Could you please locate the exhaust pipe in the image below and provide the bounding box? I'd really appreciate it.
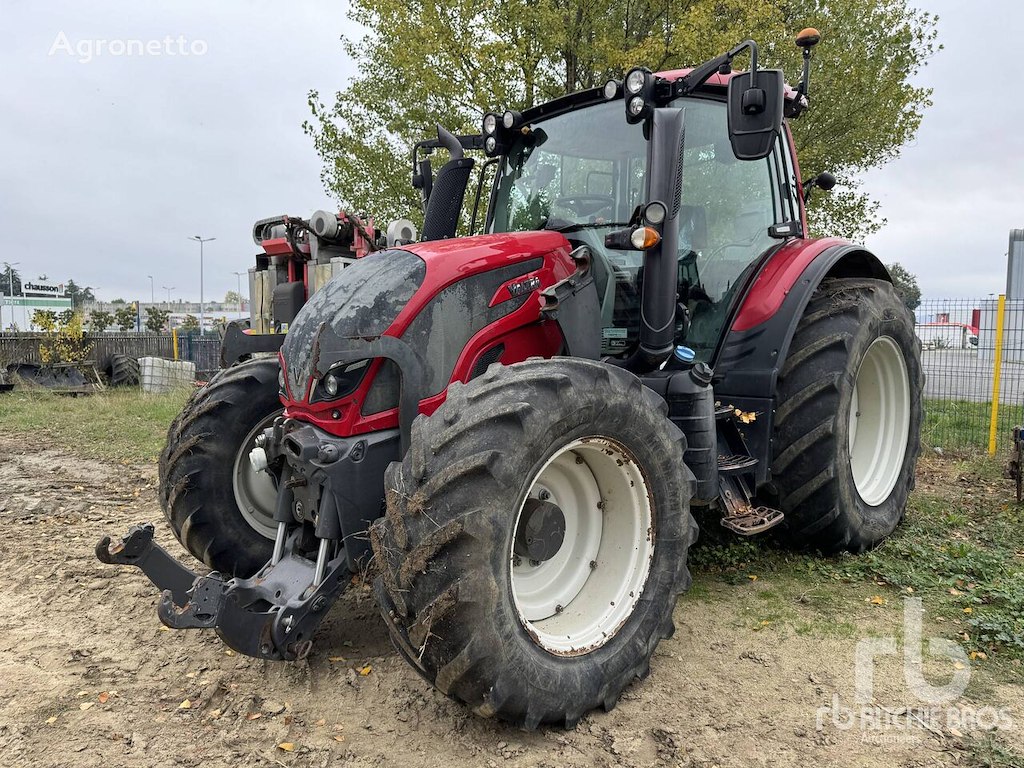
[620,107,686,373]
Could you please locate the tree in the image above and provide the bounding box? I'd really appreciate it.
[306,0,937,241]
[114,305,138,332]
[0,263,21,296]
[886,262,921,311]
[64,280,96,307]
[90,309,114,332]
[181,314,200,332]
[145,307,171,333]
[57,308,75,326]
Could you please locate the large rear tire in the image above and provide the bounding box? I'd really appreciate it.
[371,358,697,728]
[158,358,282,576]
[769,278,923,553]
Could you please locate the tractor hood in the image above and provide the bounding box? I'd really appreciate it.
[281,230,572,403]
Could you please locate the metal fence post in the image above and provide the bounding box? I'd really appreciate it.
[172,327,179,360]
[987,293,1007,455]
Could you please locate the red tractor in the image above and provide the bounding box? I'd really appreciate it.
[99,32,922,728]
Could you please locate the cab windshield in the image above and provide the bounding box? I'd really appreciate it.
[490,99,648,233]
[489,96,784,362]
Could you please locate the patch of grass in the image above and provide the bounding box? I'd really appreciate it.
[810,483,1024,659]
[688,454,1024,664]
[961,732,1023,768]
[923,398,1024,456]
[0,387,190,463]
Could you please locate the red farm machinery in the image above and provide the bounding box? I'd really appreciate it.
[98,31,922,728]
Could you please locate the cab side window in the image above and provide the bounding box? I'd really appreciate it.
[675,98,784,360]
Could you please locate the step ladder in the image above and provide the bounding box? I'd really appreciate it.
[714,404,784,536]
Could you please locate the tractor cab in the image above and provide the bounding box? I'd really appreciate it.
[486,87,796,363]
[410,38,809,371]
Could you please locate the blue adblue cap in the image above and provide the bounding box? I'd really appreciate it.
[674,345,695,363]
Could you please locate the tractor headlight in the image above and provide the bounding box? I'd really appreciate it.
[313,359,371,402]
[484,135,498,155]
[628,96,646,117]
[502,110,521,130]
[483,112,498,135]
[603,79,621,100]
[625,69,647,95]
[323,373,340,397]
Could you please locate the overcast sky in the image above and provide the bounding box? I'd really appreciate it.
[2,0,1021,302]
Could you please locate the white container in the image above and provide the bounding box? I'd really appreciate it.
[140,357,196,394]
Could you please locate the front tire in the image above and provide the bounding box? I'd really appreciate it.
[769,278,923,553]
[158,358,282,576]
[371,358,697,728]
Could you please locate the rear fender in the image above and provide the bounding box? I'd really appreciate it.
[713,240,891,485]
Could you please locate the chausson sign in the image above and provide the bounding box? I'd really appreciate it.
[23,282,63,296]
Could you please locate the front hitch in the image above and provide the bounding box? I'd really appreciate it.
[96,525,350,661]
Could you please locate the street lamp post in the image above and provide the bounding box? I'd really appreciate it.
[232,270,246,317]
[188,236,215,335]
[2,261,20,330]
[162,286,175,307]
[147,275,155,305]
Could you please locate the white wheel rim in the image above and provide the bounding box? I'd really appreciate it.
[232,411,283,539]
[848,336,911,506]
[510,437,654,655]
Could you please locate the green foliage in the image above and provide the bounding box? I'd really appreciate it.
[31,309,57,330]
[224,290,244,307]
[0,262,21,296]
[31,310,93,365]
[63,279,95,306]
[306,0,938,240]
[114,305,137,332]
[89,309,114,332]
[144,306,170,333]
[887,262,922,310]
[181,314,200,332]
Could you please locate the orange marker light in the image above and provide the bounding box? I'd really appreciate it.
[796,28,821,48]
[630,226,661,250]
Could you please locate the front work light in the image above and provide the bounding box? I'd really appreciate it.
[502,110,522,130]
[483,113,498,135]
[643,201,667,225]
[484,135,498,154]
[603,79,621,99]
[625,68,648,94]
[623,67,654,124]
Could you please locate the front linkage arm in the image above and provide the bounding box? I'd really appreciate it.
[96,524,350,661]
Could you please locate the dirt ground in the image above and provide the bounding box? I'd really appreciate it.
[0,431,1020,768]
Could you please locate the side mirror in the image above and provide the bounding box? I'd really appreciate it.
[726,69,785,160]
[801,171,836,204]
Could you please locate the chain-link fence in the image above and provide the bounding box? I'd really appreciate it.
[918,297,1024,455]
[0,331,222,384]
[175,333,220,380]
